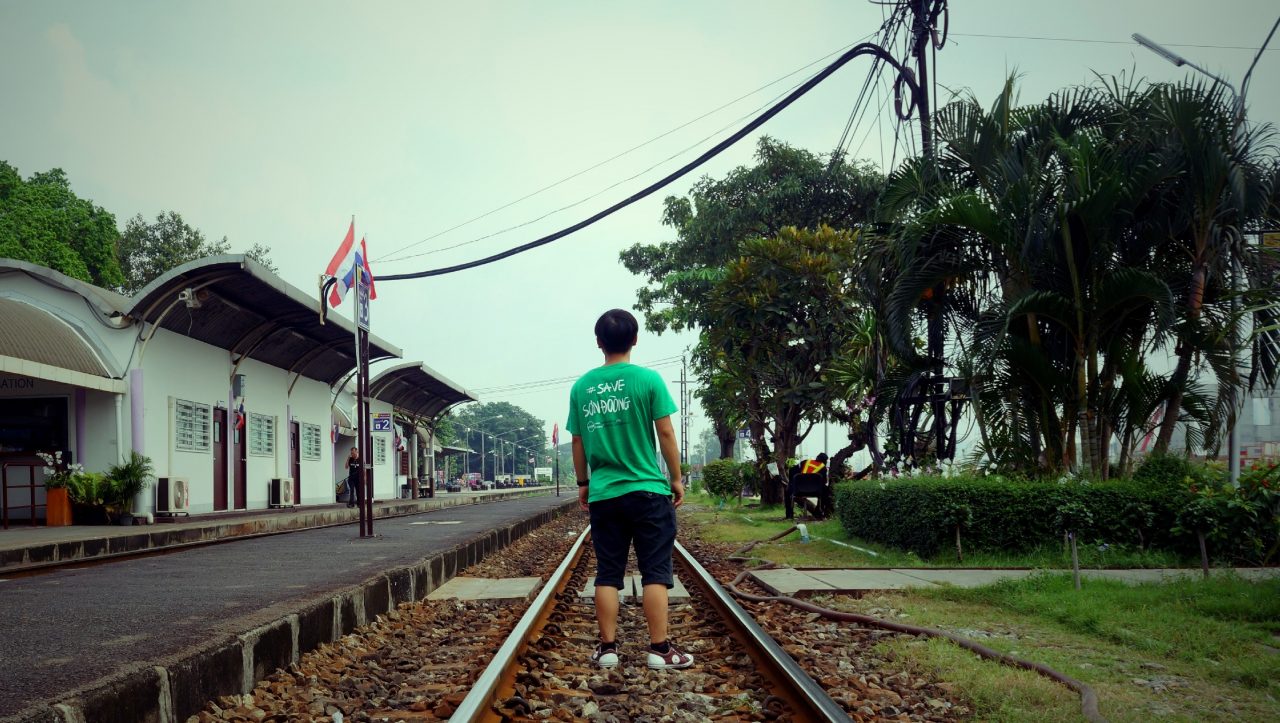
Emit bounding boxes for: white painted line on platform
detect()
[408,521,463,525]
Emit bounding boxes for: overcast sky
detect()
[2,1,1277,454]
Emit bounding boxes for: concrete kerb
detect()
[1,499,576,723]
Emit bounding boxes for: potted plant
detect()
[66,471,110,524]
[106,452,153,525]
[37,450,78,527]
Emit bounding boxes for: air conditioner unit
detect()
[156,477,191,515]
[270,478,295,508]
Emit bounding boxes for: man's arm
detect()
[654,415,684,507]
[572,435,589,510]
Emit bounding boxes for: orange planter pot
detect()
[45,487,72,526]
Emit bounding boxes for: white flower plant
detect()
[36,450,83,489]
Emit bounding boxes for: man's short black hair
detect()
[595,309,639,354]
[817,453,828,462]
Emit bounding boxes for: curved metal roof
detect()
[0,297,116,378]
[369,361,475,420]
[129,255,402,385]
[0,258,130,316]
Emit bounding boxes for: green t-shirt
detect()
[566,362,678,503]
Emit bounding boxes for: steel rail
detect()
[451,529,851,722]
[673,540,852,722]
[450,525,593,721]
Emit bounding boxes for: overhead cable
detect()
[379,42,920,282]
[377,38,876,265]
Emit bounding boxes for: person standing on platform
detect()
[568,309,692,670]
[346,447,363,509]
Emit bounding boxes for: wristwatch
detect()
[577,478,590,487]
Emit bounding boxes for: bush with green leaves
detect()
[1132,452,1223,491]
[702,459,742,502]
[835,474,1191,557]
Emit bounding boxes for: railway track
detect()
[451,527,850,722]
[197,512,964,721]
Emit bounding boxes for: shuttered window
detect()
[174,399,212,452]
[301,422,322,460]
[249,413,275,457]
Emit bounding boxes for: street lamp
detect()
[463,414,502,483]
[495,427,526,485]
[513,434,542,482]
[1131,34,1238,96]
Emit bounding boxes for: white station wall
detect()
[139,329,335,513]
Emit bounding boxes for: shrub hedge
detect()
[835,475,1192,557]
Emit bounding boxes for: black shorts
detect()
[589,490,676,589]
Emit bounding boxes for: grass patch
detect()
[683,493,1280,721]
[816,575,1280,721]
[928,572,1280,684]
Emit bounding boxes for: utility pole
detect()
[913,0,946,461]
[680,355,689,468]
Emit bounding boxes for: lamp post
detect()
[495,427,525,485]
[464,414,503,484]
[1132,31,1261,487]
[513,434,541,483]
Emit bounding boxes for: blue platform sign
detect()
[356,278,371,331]
[372,413,392,432]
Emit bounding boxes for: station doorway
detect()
[0,395,69,525]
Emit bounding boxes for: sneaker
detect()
[646,642,694,670]
[591,643,619,669]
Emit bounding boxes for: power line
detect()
[379,80,808,266]
[378,41,921,283]
[469,356,684,395]
[376,39,875,265]
[950,31,1269,51]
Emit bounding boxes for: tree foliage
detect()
[448,402,548,479]
[878,76,1278,476]
[705,225,868,503]
[0,162,124,288]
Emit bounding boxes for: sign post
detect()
[355,266,374,537]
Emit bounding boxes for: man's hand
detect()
[670,478,685,508]
[578,484,589,511]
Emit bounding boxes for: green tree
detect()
[0,162,124,288]
[449,402,547,480]
[706,225,866,504]
[878,76,1277,475]
[118,211,229,294]
[117,211,278,293]
[621,138,884,459]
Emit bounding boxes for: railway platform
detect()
[0,491,577,723]
[0,487,549,575]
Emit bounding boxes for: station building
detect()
[0,255,473,525]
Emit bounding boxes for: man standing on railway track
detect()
[568,308,693,670]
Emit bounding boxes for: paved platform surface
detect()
[751,566,1280,595]
[0,487,549,574]
[0,493,576,719]
[427,575,544,601]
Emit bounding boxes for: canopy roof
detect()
[0,297,123,392]
[129,255,401,385]
[369,361,475,420]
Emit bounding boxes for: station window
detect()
[248,412,275,457]
[374,436,387,465]
[300,422,322,461]
[174,399,212,452]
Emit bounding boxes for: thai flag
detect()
[327,235,377,308]
[235,402,246,431]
